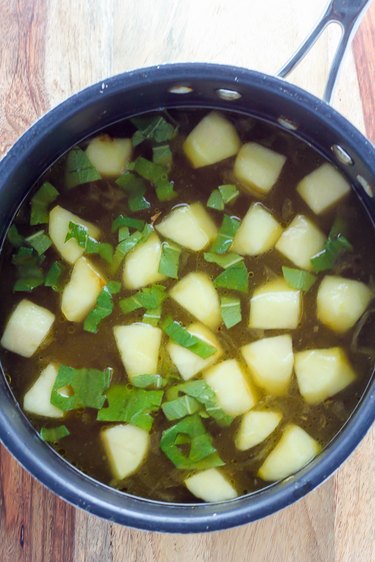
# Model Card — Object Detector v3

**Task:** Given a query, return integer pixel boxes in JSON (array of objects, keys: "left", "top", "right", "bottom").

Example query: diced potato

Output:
[
  {"left": 317, "top": 275, "right": 373, "bottom": 333},
  {"left": 297, "top": 163, "right": 351, "bottom": 215},
  {"left": 235, "top": 409, "right": 282, "bottom": 451},
  {"left": 23, "top": 363, "right": 64, "bottom": 418},
  {"left": 185, "top": 468, "right": 238, "bottom": 502},
  {"left": 123, "top": 232, "right": 166, "bottom": 290},
  {"left": 295, "top": 347, "right": 356, "bottom": 404},
  {"left": 113, "top": 323, "right": 162, "bottom": 381},
  {"left": 249, "top": 278, "right": 301, "bottom": 330},
  {"left": 231, "top": 203, "right": 282, "bottom": 256},
  {"left": 86, "top": 135, "right": 132, "bottom": 178},
  {"left": 49, "top": 205, "right": 100, "bottom": 264},
  {"left": 204, "top": 359, "right": 257, "bottom": 417},
  {"left": 258, "top": 424, "right": 321, "bottom": 481},
  {"left": 167, "top": 322, "right": 222, "bottom": 381},
  {"left": 1, "top": 299, "right": 55, "bottom": 358},
  {"left": 61, "top": 257, "right": 105, "bottom": 322},
  {"left": 241, "top": 335, "right": 294, "bottom": 396},
  {"left": 275, "top": 214, "right": 326, "bottom": 270},
  {"left": 156, "top": 202, "right": 217, "bottom": 252},
  {"left": 183, "top": 111, "right": 241, "bottom": 168},
  {"left": 170, "top": 272, "right": 221, "bottom": 330},
  {"left": 101, "top": 424, "right": 150, "bottom": 480},
  {"left": 233, "top": 142, "right": 286, "bottom": 195}
]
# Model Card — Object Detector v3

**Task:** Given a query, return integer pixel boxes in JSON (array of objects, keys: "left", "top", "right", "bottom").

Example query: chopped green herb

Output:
[
  {"left": 132, "top": 374, "right": 167, "bottom": 389},
  {"left": 311, "top": 234, "right": 353, "bottom": 272},
  {"left": 65, "top": 222, "right": 113, "bottom": 264},
  {"left": 110, "top": 224, "right": 153, "bottom": 275},
  {"left": 111, "top": 215, "right": 145, "bottom": 233},
  {"left": 214, "top": 261, "right": 248, "bottom": 293},
  {"left": 218, "top": 184, "right": 239, "bottom": 205},
  {"left": 12, "top": 246, "right": 44, "bottom": 292},
  {"left": 25, "top": 230, "right": 52, "bottom": 255},
  {"left": 152, "top": 145, "right": 173, "bottom": 168},
  {"left": 204, "top": 252, "right": 243, "bottom": 269},
  {"left": 162, "top": 395, "right": 201, "bottom": 420},
  {"left": 161, "top": 317, "right": 217, "bottom": 359},
  {"left": 282, "top": 266, "right": 316, "bottom": 292},
  {"left": 207, "top": 189, "right": 224, "bottom": 210},
  {"left": 131, "top": 157, "right": 177, "bottom": 201},
  {"left": 210, "top": 214, "right": 241, "bottom": 254},
  {"left": 30, "top": 182, "right": 59, "bottom": 225},
  {"left": 131, "top": 115, "right": 176, "bottom": 146},
  {"left": 155, "top": 178, "right": 178, "bottom": 201},
  {"left": 84, "top": 282, "right": 121, "bottom": 334},
  {"left": 7, "top": 225, "right": 24, "bottom": 247},
  {"left": 40, "top": 425, "right": 70, "bottom": 443},
  {"left": 220, "top": 296, "right": 242, "bottom": 328},
  {"left": 65, "top": 147, "right": 101, "bottom": 189},
  {"left": 158, "top": 241, "right": 181, "bottom": 278},
  {"left": 51, "top": 365, "right": 112, "bottom": 411},
  {"left": 329, "top": 215, "right": 349, "bottom": 239},
  {"left": 129, "top": 194, "right": 151, "bottom": 212},
  {"left": 142, "top": 306, "right": 162, "bottom": 327},
  {"left": 118, "top": 226, "right": 130, "bottom": 242},
  {"left": 120, "top": 284, "right": 167, "bottom": 314},
  {"left": 45, "top": 261, "right": 65, "bottom": 292},
  {"left": 115, "top": 171, "right": 151, "bottom": 212}
]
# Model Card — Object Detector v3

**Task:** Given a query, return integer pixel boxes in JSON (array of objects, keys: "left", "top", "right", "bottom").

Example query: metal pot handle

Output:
[{"left": 277, "top": 0, "right": 371, "bottom": 104}]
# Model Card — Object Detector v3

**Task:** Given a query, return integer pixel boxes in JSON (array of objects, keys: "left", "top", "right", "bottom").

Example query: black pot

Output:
[{"left": 0, "top": 3, "right": 374, "bottom": 533}]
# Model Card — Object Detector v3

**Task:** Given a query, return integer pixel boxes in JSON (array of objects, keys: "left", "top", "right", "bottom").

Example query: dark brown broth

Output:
[{"left": 0, "top": 109, "right": 374, "bottom": 502}]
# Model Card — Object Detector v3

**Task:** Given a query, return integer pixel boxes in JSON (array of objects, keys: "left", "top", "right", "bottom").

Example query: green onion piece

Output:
[
  {"left": 25, "top": 230, "right": 52, "bottom": 255},
  {"left": 120, "top": 284, "right": 167, "bottom": 314},
  {"left": 152, "top": 144, "right": 173, "bottom": 168},
  {"left": 161, "top": 317, "right": 217, "bottom": 359},
  {"left": 115, "top": 171, "right": 147, "bottom": 195},
  {"left": 155, "top": 178, "right": 178, "bottom": 201},
  {"left": 118, "top": 226, "right": 130, "bottom": 242},
  {"left": 51, "top": 365, "right": 112, "bottom": 411},
  {"left": 97, "top": 385, "right": 163, "bottom": 431},
  {"left": 162, "top": 396, "right": 201, "bottom": 421},
  {"left": 129, "top": 194, "right": 151, "bottom": 212},
  {"left": 44, "top": 261, "right": 65, "bottom": 292},
  {"left": 204, "top": 251, "right": 243, "bottom": 269},
  {"left": 160, "top": 414, "right": 224, "bottom": 470},
  {"left": 131, "top": 115, "right": 176, "bottom": 146},
  {"left": 142, "top": 306, "right": 162, "bottom": 327},
  {"left": 7, "top": 225, "right": 24, "bottom": 247},
  {"left": 12, "top": 246, "right": 45, "bottom": 292},
  {"left": 220, "top": 295, "right": 242, "bottom": 328},
  {"left": 84, "top": 282, "right": 121, "bottom": 334},
  {"left": 329, "top": 215, "right": 348, "bottom": 239},
  {"left": 214, "top": 261, "right": 248, "bottom": 293},
  {"left": 132, "top": 374, "right": 167, "bottom": 389},
  {"left": 282, "top": 266, "right": 316, "bottom": 292},
  {"left": 207, "top": 189, "right": 224, "bottom": 211},
  {"left": 65, "top": 147, "right": 101, "bottom": 189},
  {"left": 40, "top": 425, "right": 70, "bottom": 443},
  {"left": 210, "top": 214, "right": 241, "bottom": 254},
  {"left": 310, "top": 234, "right": 353, "bottom": 272},
  {"left": 110, "top": 224, "right": 153, "bottom": 275},
  {"left": 218, "top": 184, "right": 240, "bottom": 205},
  {"left": 30, "top": 182, "right": 59, "bottom": 225},
  {"left": 111, "top": 215, "right": 145, "bottom": 232},
  {"left": 131, "top": 156, "right": 166, "bottom": 183},
  {"left": 65, "top": 222, "right": 113, "bottom": 264},
  {"left": 158, "top": 241, "right": 181, "bottom": 278}
]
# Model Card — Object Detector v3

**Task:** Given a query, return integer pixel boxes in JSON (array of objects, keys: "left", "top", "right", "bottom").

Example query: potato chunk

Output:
[
  {"left": 295, "top": 347, "right": 356, "bottom": 404},
  {"left": 170, "top": 272, "right": 221, "bottom": 330},
  {"left": 167, "top": 322, "right": 222, "bottom": 381},
  {"left": 297, "top": 163, "right": 350, "bottom": 214},
  {"left": 156, "top": 203, "right": 217, "bottom": 251},
  {"left": 61, "top": 257, "right": 105, "bottom": 322},
  {"left": 185, "top": 468, "right": 238, "bottom": 502},
  {"left": 233, "top": 142, "right": 286, "bottom": 195},
  {"left": 231, "top": 203, "right": 282, "bottom": 256},
  {"left": 101, "top": 424, "right": 150, "bottom": 480},
  {"left": 123, "top": 232, "right": 166, "bottom": 290},
  {"left": 204, "top": 359, "right": 257, "bottom": 417},
  {"left": 49, "top": 205, "right": 100, "bottom": 264},
  {"left": 275, "top": 214, "right": 326, "bottom": 270},
  {"left": 235, "top": 409, "right": 282, "bottom": 451},
  {"left": 317, "top": 275, "right": 373, "bottom": 333},
  {"left": 249, "top": 278, "right": 301, "bottom": 330},
  {"left": 241, "top": 335, "right": 294, "bottom": 396},
  {"left": 86, "top": 135, "right": 132, "bottom": 178},
  {"left": 183, "top": 111, "right": 241, "bottom": 168},
  {"left": 1, "top": 299, "right": 55, "bottom": 358},
  {"left": 23, "top": 363, "right": 64, "bottom": 418},
  {"left": 258, "top": 424, "right": 321, "bottom": 482},
  {"left": 113, "top": 323, "right": 162, "bottom": 382}
]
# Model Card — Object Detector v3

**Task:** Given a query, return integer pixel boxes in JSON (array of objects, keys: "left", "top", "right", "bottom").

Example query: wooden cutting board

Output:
[{"left": 0, "top": 1, "right": 374, "bottom": 560}]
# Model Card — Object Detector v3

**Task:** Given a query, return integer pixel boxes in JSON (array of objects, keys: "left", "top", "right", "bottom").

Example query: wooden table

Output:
[{"left": 0, "top": 1, "right": 374, "bottom": 560}]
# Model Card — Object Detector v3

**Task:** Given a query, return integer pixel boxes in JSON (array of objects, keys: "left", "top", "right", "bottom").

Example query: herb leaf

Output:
[
  {"left": 84, "top": 281, "right": 121, "bottom": 334},
  {"left": 30, "top": 182, "right": 59, "bottom": 225},
  {"left": 142, "top": 307, "right": 162, "bottom": 327},
  {"left": 120, "top": 284, "right": 167, "bottom": 314},
  {"left": 65, "top": 222, "right": 113, "bottom": 264},
  {"left": 131, "top": 115, "right": 176, "bottom": 146},
  {"left": 158, "top": 241, "right": 181, "bottom": 279},
  {"left": 220, "top": 295, "right": 242, "bottom": 328},
  {"left": 218, "top": 184, "right": 239, "bottom": 205},
  {"left": 25, "top": 230, "right": 52, "bottom": 256},
  {"left": 65, "top": 147, "right": 101, "bottom": 189},
  {"left": 110, "top": 224, "right": 153, "bottom": 275},
  {"left": 51, "top": 365, "right": 112, "bottom": 411},
  {"left": 282, "top": 266, "right": 316, "bottom": 292},
  {"left": 207, "top": 189, "right": 224, "bottom": 211},
  {"left": 45, "top": 261, "right": 65, "bottom": 292},
  {"left": 210, "top": 214, "right": 241, "bottom": 254},
  {"left": 40, "top": 425, "right": 70, "bottom": 443},
  {"left": 162, "top": 395, "right": 201, "bottom": 420},
  {"left": 7, "top": 225, "right": 24, "bottom": 248},
  {"left": 12, "top": 246, "right": 45, "bottom": 292},
  {"left": 214, "top": 261, "right": 248, "bottom": 293},
  {"left": 111, "top": 215, "right": 145, "bottom": 233},
  {"left": 161, "top": 317, "right": 217, "bottom": 359},
  {"left": 152, "top": 145, "right": 173, "bottom": 168},
  {"left": 204, "top": 252, "right": 243, "bottom": 269},
  {"left": 132, "top": 374, "right": 167, "bottom": 389},
  {"left": 310, "top": 234, "right": 353, "bottom": 272}
]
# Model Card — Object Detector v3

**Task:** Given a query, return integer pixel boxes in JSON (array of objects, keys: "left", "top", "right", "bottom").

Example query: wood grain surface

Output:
[{"left": 0, "top": 1, "right": 374, "bottom": 561}]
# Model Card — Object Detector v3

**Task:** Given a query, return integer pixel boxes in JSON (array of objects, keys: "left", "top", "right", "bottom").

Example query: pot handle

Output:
[{"left": 277, "top": 0, "right": 371, "bottom": 104}]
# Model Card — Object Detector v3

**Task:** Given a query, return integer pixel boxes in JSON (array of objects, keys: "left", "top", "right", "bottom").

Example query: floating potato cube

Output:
[
  {"left": 295, "top": 347, "right": 356, "bottom": 404},
  {"left": 297, "top": 163, "right": 351, "bottom": 215},
  {"left": 233, "top": 142, "right": 286, "bottom": 195},
  {"left": 231, "top": 203, "right": 282, "bottom": 256},
  {"left": 113, "top": 323, "right": 162, "bottom": 381},
  {"left": 317, "top": 275, "right": 373, "bottom": 333},
  {"left": 235, "top": 409, "right": 282, "bottom": 451},
  {"left": 86, "top": 135, "right": 132, "bottom": 178},
  {"left": 183, "top": 111, "right": 241, "bottom": 168},
  {"left": 167, "top": 322, "right": 222, "bottom": 381},
  {"left": 184, "top": 468, "right": 238, "bottom": 502},
  {"left": 49, "top": 205, "right": 100, "bottom": 264},
  {"left": 241, "top": 335, "right": 294, "bottom": 396},
  {"left": 101, "top": 424, "right": 150, "bottom": 480},
  {"left": 1, "top": 299, "right": 55, "bottom": 358},
  {"left": 249, "top": 278, "right": 301, "bottom": 330},
  {"left": 204, "top": 359, "right": 257, "bottom": 417},
  {"left": 123, "top": 232, "right": 166, "bottom": 290},
  {"left": 156, "top": 202, "right": 217, "bottom": 252},
  {"left": 258, "top": 424, "right": 321, "bottom": 481},
  {"left": 275, "top": 214, "right": 326, "bottom": 270},
  {"left": 61, "top": 257, "right": 106, "bottom": 322},
  {"left": 23, "top": 363, "right": 64, "bottom": 418}
]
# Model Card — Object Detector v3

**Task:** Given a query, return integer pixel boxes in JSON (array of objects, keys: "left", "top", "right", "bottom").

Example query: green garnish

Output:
[
  {"left": 131, "top": 157, "right": 177, "bottom": 201},
  {"left": 282, "top": 266, "right": 316, "bottom": 292},
  {"left": 161, "top": 317, "right": 217, "bottom": 359},
  {"left": 132, "top": 374, "right": 167, "bottom": 389},
  {"left": 65, "top": 147, "right": 101, "bottom": 189},
  {"left": 40, "top": 425, "right": 70, "bottom": 443},
  {"left": 25, "top": 230, "right": 52, "bottom": 256},
  {"left": 214, "top": 261, "right": 248, "bottom": 293},
  {"left": 7, "top": 225, "right": 24, "bottom": 247},
  {"left": 311, "top": 229, "right": 353, "bottom": 273},
  {"left": 84, "top": 281, "right": 121, "bottom": 333},
  {"left": 118, "top": 226, "right": 130, "bottom": 242},
  {"left": 210, "top": 214, "right": 241, "bottom": 254},
  {"left": 155, "top": 178, "right": 177, "bottom": 201},
  {"left": 152, "top": 145, "right": 173, "bottom": 168},
  {"left": 30, "top": 182, "right": 59, "bottom": 225},
  {"left": 218, "top": 184, "right": 240, "bottom": 205},
  {"left": 110, "top": 224, "right": 153, "bottom": 275},
  {"left": 131, "top": 115, "right": 176, "bottom": 146},
  {"left": 44, "top": 261, "right": 65, "bottom": 292},
  {"left": 207, "top": 189, "right": 224, "bottom": 211},
  {"left": 162, "top": 395, "right": 201, "bottom": 420},
  {"left": 204, "top": 252, "right": 243, "bottom": 269},
  {"left": 115, "top": 171, "right": 151, "bottom": 212},
  {"left": 220, "top": 295, "right": 242, "bottom": 328},
  {"left": 65, "top": 222, "right": 113, "bottom": 264},
  {"left": 120, "top": 284, "right": 167, "bottom": 314},
  {"left": 51, "top": 365, "right": 112, "bottom": 411},
  {"left": 97, "top": 385, "right": 163, "bottom": 431},
  {"left": 12, "top": 246, "right": 44, "bottom": 292},
  {"left": 111, "top": 215, "right": 145, "bottom": 233},
  {"left": 158, "top": 241, "right": 181, "bottom": 279},
  {"left": 142, "top": 307, "right": 162, "bottom": 327}
]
